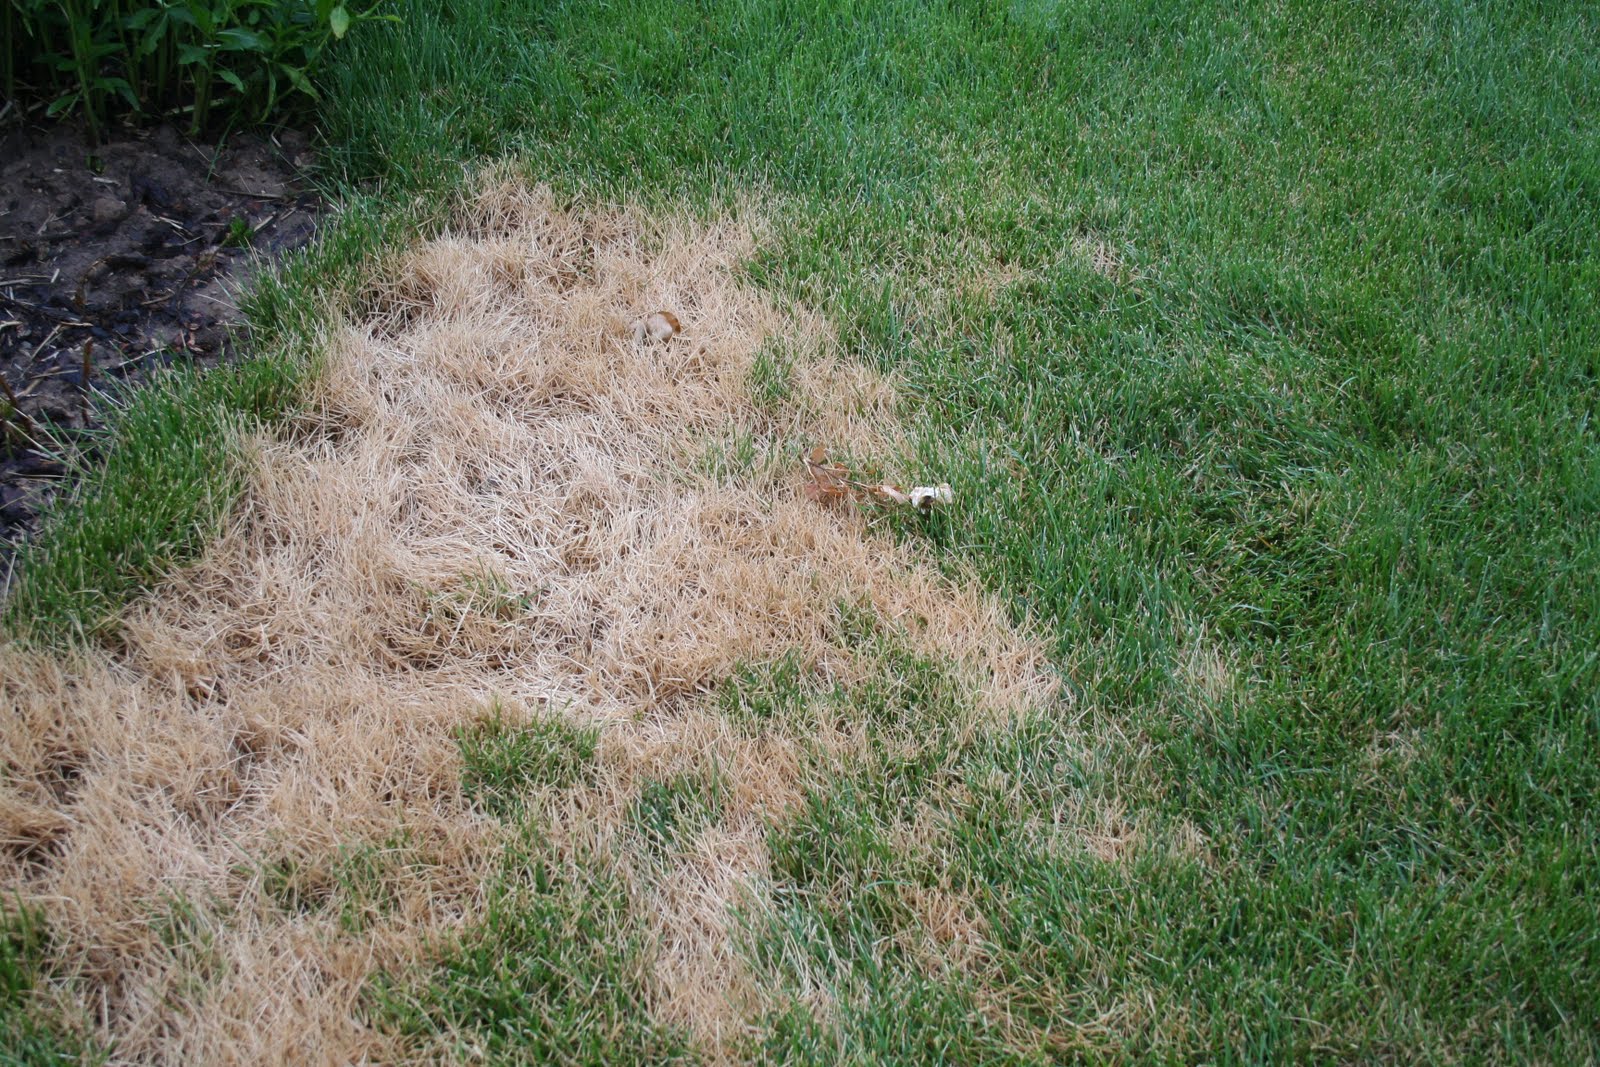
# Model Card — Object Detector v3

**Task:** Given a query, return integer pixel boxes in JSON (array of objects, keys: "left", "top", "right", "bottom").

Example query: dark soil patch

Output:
[{"left": 0, "top": 121, "right": 320, "bottom": 564}]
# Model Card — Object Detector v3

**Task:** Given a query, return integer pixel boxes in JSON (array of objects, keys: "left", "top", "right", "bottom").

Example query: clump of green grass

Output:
[
  {"left": 456, "top": 707, "right": 600, "bottom": 819},
  {"left": 753, "top": 975, "right": 1031, "bottom": 1067},
  {"left": 368, "top": 830, "right": 693, "bottom": 1064},
  {"left": 147, "top": 890, "right": 229, "bottom": 1011},
  {"left": 369, "top": 704, "right": 686, "bottom": 1061},
  {"left": 730, "top": 611, "right": 1019, "bottom": 1061},
  {"left": 694, "top": 429, "right": 764, "bottom": 482},
  {"left": 222, "top": 216, "right": 255, "bottom": 249},
  {"left": 716, "top": 649, "right": 811, "bottom": 732},
  {"left": 836, "top": 642, "right": 965, "bottom": 738},
  {"left": 747, "top": 341, "right": 796, "bottom": 415},
  {"left": 0, "top": 906, "right": 94, "bottom": 1065},
  {"left": 2, "top": 354, "right": 302, "bottom": 646}
]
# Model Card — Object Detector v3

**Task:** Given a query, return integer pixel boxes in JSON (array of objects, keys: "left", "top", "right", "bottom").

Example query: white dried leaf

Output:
[{"left": 909, "top": 484, "right": 953, "bottom": 511}]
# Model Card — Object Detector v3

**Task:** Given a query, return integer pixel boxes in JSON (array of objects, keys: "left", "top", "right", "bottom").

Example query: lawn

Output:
[{"left": 5, "top": 0, "right": 1598, "bottom": 1061}]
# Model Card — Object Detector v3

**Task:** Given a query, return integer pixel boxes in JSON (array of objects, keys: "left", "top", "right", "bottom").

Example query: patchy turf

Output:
[
  {"left": 321, "top": 0, "right": 1600, "bottom": 1059},
  {"left": 0, "top": 183, "right": 1056, "bottom": 1060},
  {"left": 3, "top": 0, "right": 1597, "bottom": 1061}
]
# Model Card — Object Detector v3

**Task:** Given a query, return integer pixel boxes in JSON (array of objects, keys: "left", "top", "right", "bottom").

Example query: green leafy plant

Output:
[{"left": 4, "top": 0, "right": 394, "bottom": 138}]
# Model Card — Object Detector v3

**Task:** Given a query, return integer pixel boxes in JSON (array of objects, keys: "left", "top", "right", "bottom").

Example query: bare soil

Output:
[{"left": 0, "top": 121, "right": 320, "bottom": 554}]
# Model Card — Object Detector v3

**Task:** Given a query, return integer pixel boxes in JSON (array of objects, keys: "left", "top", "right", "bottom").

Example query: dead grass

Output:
[
  {"left": 1069, "top": 233, "right": 1125, "bottom": 280},
  {"left": 1, "top": 178, "right": 1057, "bottom": 1063}
]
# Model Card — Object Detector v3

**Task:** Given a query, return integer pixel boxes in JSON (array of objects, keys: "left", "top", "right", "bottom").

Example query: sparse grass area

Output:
[{"left": 4, "top": 0, "right": 1596, "bottom": 1061}]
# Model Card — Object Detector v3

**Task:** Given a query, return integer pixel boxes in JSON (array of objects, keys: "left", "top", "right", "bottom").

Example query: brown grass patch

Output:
[{"left": 1, "top": 179, "right": 1056, "bottom": 1063}]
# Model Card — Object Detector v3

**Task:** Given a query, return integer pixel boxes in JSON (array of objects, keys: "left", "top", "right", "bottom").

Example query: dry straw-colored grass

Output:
[{"left": 1, "top": 179, "right": 1057, "bottom": 1063}]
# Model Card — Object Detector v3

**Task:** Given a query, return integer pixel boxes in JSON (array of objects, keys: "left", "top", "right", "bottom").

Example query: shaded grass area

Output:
[{"left": 318, "top": 0, "right": 1598, "bottom": 1059}]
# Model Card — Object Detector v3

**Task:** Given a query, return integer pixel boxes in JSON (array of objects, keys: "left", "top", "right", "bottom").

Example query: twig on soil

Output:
[
  {"left": 0, "top": 370, "right": 37, "bottom": 435},
  {"left": 0, "top": 292, "right": 91, "bottom": 328},
  {"left": 104, "top": 352, "right": 152, "bottom": 375},
  {"left": 219, "top": 187, "right": 293, "bottom": 201},
  {"left": 80, "top": 339, "right": 95, "bottom": 418}
]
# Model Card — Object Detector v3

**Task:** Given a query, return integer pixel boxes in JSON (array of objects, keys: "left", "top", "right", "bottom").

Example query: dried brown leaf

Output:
[{"left": 631, "top": 310, "right": 681, "bottom": 344}]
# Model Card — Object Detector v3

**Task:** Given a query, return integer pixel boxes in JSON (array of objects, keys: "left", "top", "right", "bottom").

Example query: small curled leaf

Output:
[
  {"left": 284, "top": 65, "right": 320, "bottom": 100},
  {"left": 630, "top": 310, "right": 680, "bottom": 344}
]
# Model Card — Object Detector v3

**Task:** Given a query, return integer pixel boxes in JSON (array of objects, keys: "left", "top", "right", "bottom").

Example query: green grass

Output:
[
  {"left": 457, "top": 707, "right": 601, "bottom": 819},
  {"left": 747, "top": 340, "right": 799, "bottom": 415},
  {"left": 369, "top": 829, "right": 694, "bottom": 1065},
  {"left": 8, "top": 0, "right": 1597, "bottom": 1059},
  {"left": 629, "top": 770, "right": 726, "bottom": 857},
  {"left": 717, "top": 649, "right": 812, "bottom": 732},
  {"left": 1, "top": 906, "right": 96, "bottom": 1064}
]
